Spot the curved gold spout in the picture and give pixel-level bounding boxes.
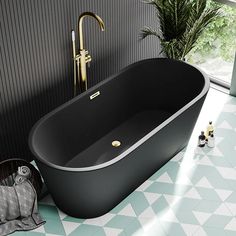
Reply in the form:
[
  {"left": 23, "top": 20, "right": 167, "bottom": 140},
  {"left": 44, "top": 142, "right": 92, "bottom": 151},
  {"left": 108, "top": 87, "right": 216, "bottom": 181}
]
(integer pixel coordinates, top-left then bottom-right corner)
[
  {"left": 72, "top": 12, "right": 105, "bottom": 94},
  {"left": 78, "top": 12, "right": 105, "bottom": 50}
]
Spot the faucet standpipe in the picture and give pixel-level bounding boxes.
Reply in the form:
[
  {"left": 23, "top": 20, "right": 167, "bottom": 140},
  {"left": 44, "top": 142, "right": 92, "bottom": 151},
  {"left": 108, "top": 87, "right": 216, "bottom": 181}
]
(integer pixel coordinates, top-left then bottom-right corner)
[{"left": 72, "top": 12, "right": 105, "bottom": 95}]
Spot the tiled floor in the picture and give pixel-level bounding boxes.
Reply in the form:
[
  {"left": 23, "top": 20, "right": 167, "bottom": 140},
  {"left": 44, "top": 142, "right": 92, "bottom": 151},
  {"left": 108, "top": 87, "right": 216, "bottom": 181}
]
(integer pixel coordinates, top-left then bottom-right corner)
[{"left": 12, "top": 87, "right": 236, "bottom": 236}]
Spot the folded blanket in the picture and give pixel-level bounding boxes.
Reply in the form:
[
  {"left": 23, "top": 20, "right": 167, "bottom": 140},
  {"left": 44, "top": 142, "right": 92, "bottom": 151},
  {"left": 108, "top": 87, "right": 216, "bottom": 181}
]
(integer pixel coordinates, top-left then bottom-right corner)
[{"left": 0, "top": 166, "right": 45, "bottom": 236}]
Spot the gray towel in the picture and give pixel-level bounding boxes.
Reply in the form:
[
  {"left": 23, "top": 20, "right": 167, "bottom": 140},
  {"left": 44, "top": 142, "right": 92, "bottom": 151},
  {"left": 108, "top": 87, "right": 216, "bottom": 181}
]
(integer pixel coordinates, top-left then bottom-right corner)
[{"left": 0, "top": 168, "right": 45, "bottom": 236}]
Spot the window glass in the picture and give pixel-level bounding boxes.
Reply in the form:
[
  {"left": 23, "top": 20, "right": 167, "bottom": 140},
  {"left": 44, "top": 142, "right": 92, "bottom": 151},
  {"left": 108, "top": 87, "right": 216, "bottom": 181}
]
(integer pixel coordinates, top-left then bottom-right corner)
[{"left": 187, "top": 1, "right": 236, "bottom": 85}]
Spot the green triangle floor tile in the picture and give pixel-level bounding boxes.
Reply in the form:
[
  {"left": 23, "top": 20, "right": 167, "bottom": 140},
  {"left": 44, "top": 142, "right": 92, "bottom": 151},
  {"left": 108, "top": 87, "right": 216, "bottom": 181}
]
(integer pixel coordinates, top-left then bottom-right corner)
[
  {"left": 205, "top": 167, "right": 231, "bottom": 189},
  {"left": 187, "top": 165, "right": 215, "bottom": 185},
  {"left": 204, "top": 215, "right": 232, "bottom": 228},
  {"left": 225, "top": 191, "right": 236, "bottom": 203},
  {"left": 43, "top": 219, "right": 65, "bottom": 235},
  {"left": 208, "top": 156, "right": 232, "bottom": 168},
  {"left": 118, "top": 232, "right": 127, "bottom": 236},
  {"left": 68, "top": 225, "right": 103, "bottom": 236},
  {"left": 224, "top": 179, "right": 236, "bottom": 192},
  {"left": 165, "top": 163, "right": 182, "bottom": 183},
  {"left": 151, "top": 195, "right": 169, "bottom": 216},
  {"left": 193, "top": 200, "right": 221, "bottom": 213},
  {"left": 61, "top": 220, "right": 81, "bottom": 235},
  {"left": 196, "top": 187, "right": 221, "bottom": 201},
  {"left": 172, "top": 198, "right": 201, "bottom": 212},
  {"left": 24, "top": 233, "right": 45, "bottom": 236},
  {"left": 103, "top": 227, "right": 124, "bottom": 236},
  {"left": 91, "top": 228, "right": 106, "bottom": 236},
  {"left": 201, "top": 226, "right": 227, "bottom": 236},
  {"left": 11, "top": 232, "right": 27, "bottom": 236},
  {"left": 225, "top": 230, "right": 236, "bottom": 236},
  {"left": 149, "top": 163, "right": 172, "bottom": 181},
  {"left": 38, "top": 204, "right": 60, "bottom": 221},
  {"left": 174, "top": 210, "right": 199, "bottom": 225},
  {"left": 160, "top": 222, "right": 186, "bottom": 236},
  {"left": 62, "top": 215, "right": 85, "bottom": 223},
  {"left": 105, "top": 215, "right": 137, "bottom": 230},
  {"left": 122, "top": 218, "right": 142, "bottom": 236},
  {"left": 125, "top": 191, "right": 149, "bottom": 216},
  {"left": 146, "top": 182, "right": 191, "bottom": 196},
  {"left": 110, "top": 196, "right": 131, "bottom": 214},
  {"left": 136, "top": 217, "right": 166, "bottom": 236},
  {"left": 223, "top": 155, "right": 236, "bottom": 168}
]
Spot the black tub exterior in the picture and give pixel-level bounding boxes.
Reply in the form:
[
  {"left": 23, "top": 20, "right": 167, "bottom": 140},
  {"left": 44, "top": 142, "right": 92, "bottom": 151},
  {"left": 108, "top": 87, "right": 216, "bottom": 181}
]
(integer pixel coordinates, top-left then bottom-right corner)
[{"left": 29, "top": 58, "right": 209, "bottom": 218}]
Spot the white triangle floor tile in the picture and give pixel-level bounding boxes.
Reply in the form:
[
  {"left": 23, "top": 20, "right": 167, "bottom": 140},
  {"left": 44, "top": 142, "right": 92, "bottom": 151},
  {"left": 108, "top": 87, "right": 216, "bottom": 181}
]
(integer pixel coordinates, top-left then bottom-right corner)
[
  {"left": 184, "top": 188, "right": 202, "bottom": 199},
  {"left": 104, "top": 227, "right": 123, "bottom": 236},
  {"left": 181, "top": 223, "right": 199, "bottom": 236},
  {"left": 194, "top": 147, "right": 205, "bottom": 155},
  {"left": 195, "top": 177, "right": 213, "bottom": 189},
  {"left": 197, "top": 156, "right": 214, "bottom": 166},
  {"left": 31, "top": 225, "right": 45, "bottom": 233},
  {"left": 171, "top": 152, "right": 185, "bottom": 162},
  {"left": 224, "top": 217, "right": 236, "bottom": 231},
  {"left": 138, "top": 216, "right": 153, "bottom": 228},
  {"left": 216, "top": 167, "right": 236, "bottom": 180},
  {"left": 225, "top": 202, "right": 236, "bottom": 215},
  {"left": 218, "top": 120, "right": 233, "bottom": 129},
  {"left": 207, "top": 147, "right": 224, "bottom": 157},
  {"left": 192, "top": 211, "right": 211, "bottom": 225},
  {"left": 193, "top": 227, "right": 208, "bottom": 236},
  {"left": 175, "top": 174, "right": 192, "bottom": 185},
  {"left": 136, "top": 180, "right": 153, "bottom": 192},
  {"left": 163, "top": 194, "right": 181, "bottom": 207},
  {"left": 144, "top": 192, "right": 161, "bottom": 205},
  {"left": 156, "top": 172, "right": 173, "bottom": 184},
  {"left": 99, "top": 213, "right": 116, "bottom": 226},
  {"left": 118, "top": 203, "right": 136, "bottom": 217},
  {"left": 222, "top": 104, "right": 236, "bottom": 113},
  {"left": 62, "top": 221, "right": 80, "bottom": 235},
  {"left": 215, "top": 137, "right": 224, "bottom": 146},
  {"left": 46, "top": 234, "right": 64, "bottom": 236},
  {"left": 139, "top": 207, "right": 156, "bottom": 218},
  {"left": 57, "top": 209, "right": 67, "bottom": 220},
  {"left": 159, "top": 209, "right": 178, "bottom": 223},
  {"left": 214, "top": 203, "right": 232, "bottom": 216},
  {"left": 215, "top": 189, "right": 233, "bottom": 201},
  {"left": 138, "top": 217, "right": 165, "bottom": 235},
  {"left": 83, "top": 213, "right": 116, "bottom": 226}
]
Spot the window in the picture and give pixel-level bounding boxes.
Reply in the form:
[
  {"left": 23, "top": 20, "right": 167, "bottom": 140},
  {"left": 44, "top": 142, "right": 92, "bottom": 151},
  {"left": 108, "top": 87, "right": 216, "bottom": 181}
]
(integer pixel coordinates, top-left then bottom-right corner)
[{"left": 187, "top": 0, "right": 236, "bottom": 87}]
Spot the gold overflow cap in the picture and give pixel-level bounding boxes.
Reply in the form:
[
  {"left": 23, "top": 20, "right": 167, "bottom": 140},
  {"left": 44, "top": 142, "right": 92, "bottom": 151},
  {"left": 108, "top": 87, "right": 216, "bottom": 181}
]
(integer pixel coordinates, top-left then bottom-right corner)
[{"left": 112, "top": 140, "right": 121, "bottom": 147}]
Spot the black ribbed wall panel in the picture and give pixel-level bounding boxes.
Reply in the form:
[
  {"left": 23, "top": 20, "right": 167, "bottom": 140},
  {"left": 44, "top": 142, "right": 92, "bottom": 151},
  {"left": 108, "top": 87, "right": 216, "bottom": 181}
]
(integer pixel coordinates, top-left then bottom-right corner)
[{"left": 0, "top": 0, "right": 161, "bottom": 161}]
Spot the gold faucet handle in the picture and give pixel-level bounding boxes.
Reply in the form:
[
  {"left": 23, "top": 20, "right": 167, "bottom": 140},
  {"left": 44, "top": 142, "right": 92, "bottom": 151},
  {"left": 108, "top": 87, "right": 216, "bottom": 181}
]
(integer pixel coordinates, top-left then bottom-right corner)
[
  {"left": 86, "top": 55, "right": 92, "bottom": 63},
  {"left": 74, "top": 54, "right": 81, "bottom": 61}
]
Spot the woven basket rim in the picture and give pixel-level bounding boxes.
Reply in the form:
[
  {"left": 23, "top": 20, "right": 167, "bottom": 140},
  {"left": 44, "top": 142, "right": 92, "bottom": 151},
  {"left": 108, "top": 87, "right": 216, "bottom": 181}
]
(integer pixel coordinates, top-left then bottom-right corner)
[
  {"left": 0, "top": 158, "right": 32, "bottom": 165},
  {"left": 0, "top": 158, "right": 43, "bottom": 197}
]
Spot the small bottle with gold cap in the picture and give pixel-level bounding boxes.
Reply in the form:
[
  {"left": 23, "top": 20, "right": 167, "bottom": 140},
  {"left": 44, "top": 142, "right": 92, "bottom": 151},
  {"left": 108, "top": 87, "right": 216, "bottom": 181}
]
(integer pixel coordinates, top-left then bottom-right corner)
[{"left": 205, "top": 121, "right": 214, "bottom": 141}]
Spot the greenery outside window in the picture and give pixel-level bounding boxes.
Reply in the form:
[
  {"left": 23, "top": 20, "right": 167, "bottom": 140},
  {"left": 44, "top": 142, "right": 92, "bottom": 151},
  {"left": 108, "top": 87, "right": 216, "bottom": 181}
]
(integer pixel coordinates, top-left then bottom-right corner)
[{"left": 187, "top": 0, "right": 236, "bottom": 87}]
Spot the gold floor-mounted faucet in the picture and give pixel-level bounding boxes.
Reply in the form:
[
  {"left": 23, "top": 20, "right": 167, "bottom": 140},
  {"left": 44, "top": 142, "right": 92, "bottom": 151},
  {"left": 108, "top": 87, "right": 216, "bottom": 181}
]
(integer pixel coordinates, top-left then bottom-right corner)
[{"left": 72, "top": 12, "right": 105, "bottom": 95}]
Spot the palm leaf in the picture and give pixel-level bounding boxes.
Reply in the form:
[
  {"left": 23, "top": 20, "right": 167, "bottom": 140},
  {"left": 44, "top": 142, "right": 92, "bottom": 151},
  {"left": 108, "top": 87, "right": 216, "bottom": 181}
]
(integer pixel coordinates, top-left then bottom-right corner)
[{"left": 140, "top": 0, "right": 221, "bottom": 60}]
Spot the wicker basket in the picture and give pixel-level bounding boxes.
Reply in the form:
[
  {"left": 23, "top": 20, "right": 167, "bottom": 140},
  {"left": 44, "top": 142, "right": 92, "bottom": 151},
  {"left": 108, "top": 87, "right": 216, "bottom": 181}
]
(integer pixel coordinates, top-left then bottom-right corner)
[{"left": 0, "top": 158, "right": 43, "bottom": 197}]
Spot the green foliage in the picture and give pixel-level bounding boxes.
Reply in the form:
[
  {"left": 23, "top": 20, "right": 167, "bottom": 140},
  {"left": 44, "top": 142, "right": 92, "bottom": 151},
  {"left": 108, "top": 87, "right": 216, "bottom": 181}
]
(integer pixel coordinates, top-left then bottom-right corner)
[
  {"left": 140, "top": 0, "right": 220, "bottom": 60},
  {"left": 187, "top": 1, "right": 236, "bottom": 63}
]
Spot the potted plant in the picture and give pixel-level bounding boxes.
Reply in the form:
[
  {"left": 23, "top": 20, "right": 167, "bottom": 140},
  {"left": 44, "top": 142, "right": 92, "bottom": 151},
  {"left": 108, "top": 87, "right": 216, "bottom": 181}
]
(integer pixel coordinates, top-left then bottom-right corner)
[{"left": 140, "top": 0, "right": 221, "bottom": 60}]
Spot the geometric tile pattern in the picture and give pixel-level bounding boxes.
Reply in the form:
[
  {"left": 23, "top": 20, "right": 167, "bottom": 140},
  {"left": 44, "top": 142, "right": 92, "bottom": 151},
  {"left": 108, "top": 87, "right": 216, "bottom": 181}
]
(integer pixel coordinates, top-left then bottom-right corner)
[{"left": 12, "top": 90, "right": 236, "bottom": 236}]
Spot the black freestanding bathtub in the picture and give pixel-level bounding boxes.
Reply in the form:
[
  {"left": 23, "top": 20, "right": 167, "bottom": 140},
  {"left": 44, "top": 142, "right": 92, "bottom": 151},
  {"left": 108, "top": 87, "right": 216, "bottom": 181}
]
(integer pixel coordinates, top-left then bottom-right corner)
[{"left": 29, "top": 58, "right": 209, "bottom": 218}]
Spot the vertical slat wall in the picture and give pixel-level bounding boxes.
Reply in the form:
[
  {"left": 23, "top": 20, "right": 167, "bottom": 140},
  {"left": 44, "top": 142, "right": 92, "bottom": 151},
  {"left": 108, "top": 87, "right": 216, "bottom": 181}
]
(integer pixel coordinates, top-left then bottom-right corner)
[{"left": 0, "top": 0, "right": 161, "bottom": 161}]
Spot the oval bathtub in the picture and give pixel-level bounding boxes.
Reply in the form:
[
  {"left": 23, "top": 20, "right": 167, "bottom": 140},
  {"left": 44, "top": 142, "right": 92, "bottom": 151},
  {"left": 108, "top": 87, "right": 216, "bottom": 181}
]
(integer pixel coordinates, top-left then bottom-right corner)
[{"left": 29, "top": 58, "right": 209, "bottom": 218}]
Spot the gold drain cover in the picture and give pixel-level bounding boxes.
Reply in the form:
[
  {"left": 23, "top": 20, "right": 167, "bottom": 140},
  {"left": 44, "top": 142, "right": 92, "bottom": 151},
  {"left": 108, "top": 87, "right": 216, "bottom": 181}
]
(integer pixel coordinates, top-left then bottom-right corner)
[{"left": 112, "top": 140, "right": 121, "bottom": 147}]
